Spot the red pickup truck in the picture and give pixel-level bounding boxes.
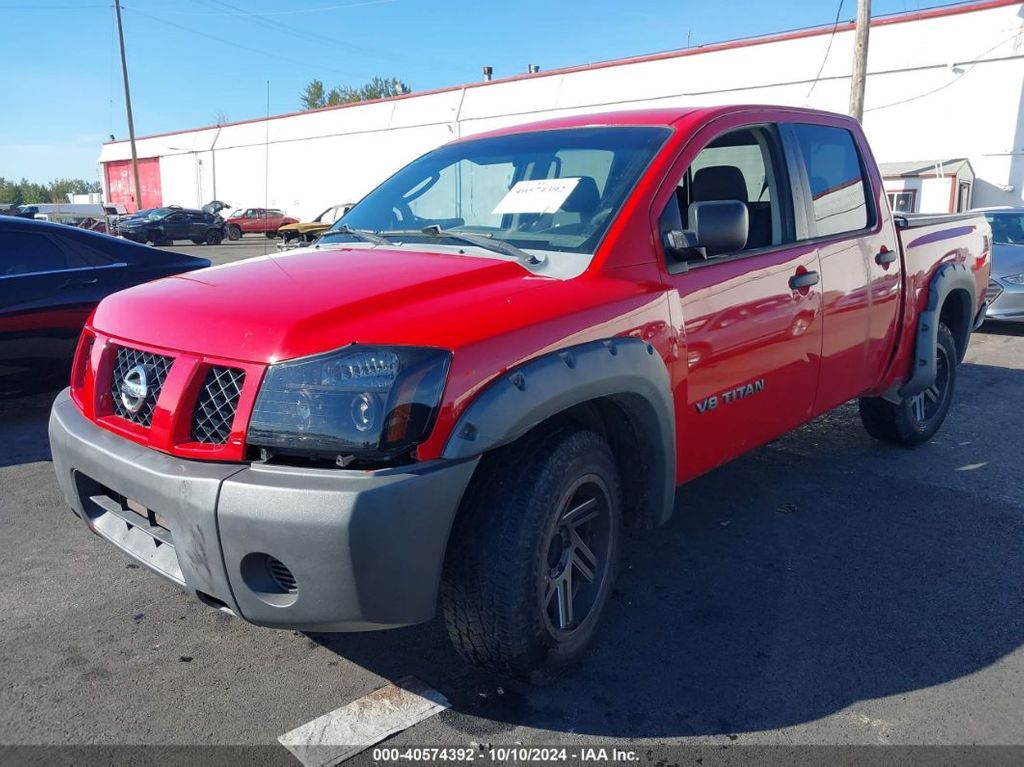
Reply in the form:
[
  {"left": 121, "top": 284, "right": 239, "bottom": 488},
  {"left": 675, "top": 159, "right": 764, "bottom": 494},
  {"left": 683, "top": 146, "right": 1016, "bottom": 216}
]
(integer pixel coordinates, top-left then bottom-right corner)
[
  {"left": 224, "top": 208, "right": 298, "bottom": 240},
  {"left": 50, "top": 106, "right": 990, "bottom": 677}
]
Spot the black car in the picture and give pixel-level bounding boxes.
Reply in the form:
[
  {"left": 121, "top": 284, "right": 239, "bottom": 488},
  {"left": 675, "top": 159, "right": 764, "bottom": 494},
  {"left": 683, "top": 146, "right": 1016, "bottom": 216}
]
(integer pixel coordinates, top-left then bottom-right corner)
[
  {"left": 117, "top": 207, "right": 225, "bottom": 245},
  {"left": 0, "top": 217, "right": 210, "bottom": 394}
]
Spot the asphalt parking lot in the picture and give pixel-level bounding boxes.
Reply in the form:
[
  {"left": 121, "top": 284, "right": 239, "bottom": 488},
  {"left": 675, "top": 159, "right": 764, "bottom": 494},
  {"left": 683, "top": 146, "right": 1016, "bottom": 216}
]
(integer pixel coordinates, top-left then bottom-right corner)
[
  {"left": 161, "top": 237, "right": 286, "bottom": 267},
  {"left": 1, "top": 296, "right": 1021, "bottom": 757}
]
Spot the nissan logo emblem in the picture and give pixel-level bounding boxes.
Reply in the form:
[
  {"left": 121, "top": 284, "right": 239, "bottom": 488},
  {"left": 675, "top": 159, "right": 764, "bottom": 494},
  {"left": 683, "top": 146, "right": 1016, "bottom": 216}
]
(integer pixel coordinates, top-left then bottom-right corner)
[{"left": 120, "top": 364, "right": 150, "bottom": 414}]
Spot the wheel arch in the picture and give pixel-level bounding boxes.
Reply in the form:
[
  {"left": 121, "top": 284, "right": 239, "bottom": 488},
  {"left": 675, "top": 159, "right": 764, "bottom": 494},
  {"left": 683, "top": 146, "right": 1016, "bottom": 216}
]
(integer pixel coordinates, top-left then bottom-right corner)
[
  {"left": 899, "top": 262, "right": 975, "bottom": 397},
  {"left": 442, "top": 337, "right": 676, "bottom": 528},
  {"left": 939, "top": 287, "right": 972, "bottom": 363}
]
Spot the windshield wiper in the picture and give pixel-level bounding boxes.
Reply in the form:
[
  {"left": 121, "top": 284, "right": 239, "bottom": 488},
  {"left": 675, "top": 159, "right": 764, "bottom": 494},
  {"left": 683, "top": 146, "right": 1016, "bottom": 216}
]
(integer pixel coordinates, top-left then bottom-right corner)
[
  {"left": 384, "top": 225, "right": 544, "bottom": 266},
  {"left": 326, "top": 224, "right": 392, "bottom": 246}
]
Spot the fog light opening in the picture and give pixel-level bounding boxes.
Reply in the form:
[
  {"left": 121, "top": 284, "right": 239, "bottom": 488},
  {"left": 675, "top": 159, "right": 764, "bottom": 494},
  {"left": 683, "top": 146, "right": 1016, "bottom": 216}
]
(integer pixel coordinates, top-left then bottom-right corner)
[{"left": 240, "top": 552, "right": 299, "bottom": 607}]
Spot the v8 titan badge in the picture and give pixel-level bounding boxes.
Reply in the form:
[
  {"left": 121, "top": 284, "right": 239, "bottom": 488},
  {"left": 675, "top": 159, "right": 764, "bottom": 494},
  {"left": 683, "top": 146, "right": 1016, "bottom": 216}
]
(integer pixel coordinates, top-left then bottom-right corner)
[{"left": 695, "top": 378, "right": 765, "bottom": 414}]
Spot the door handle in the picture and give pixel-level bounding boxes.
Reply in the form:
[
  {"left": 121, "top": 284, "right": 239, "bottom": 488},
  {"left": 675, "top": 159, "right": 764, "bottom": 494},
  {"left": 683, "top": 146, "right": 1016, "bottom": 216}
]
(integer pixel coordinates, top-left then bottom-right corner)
[
  {"left": 875, "top": 248, "right": 898, "bottom": 266},
  {"left": 788, "top": 271, "right": 819, "bottom": 290},
  {"left": 60, "top": 277, "right": 99, "bottom": 289}
]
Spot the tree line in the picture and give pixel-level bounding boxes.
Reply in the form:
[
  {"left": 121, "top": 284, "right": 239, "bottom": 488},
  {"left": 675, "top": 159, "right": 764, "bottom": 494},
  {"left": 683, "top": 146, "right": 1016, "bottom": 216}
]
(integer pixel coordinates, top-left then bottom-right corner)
[
  {"left": 0, "top": 177, "right": 102, "bottom": 207},
  {"left": 299, "top": 76, "right": 411, "bottom": 110}
]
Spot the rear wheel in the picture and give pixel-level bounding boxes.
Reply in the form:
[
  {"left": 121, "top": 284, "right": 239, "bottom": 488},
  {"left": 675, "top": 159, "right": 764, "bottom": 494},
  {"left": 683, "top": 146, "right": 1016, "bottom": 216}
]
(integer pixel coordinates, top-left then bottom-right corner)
[
  {"left": 442, "top": 426, "right": 622, "bottom": 678},
  {"left": 226, "top": 224, "right": 241, "bottom": 240},
  {"left": 858, "top": 322, "right": 957, "bottom": 446},
  {"left": 205, "top": 229, "right": 224, "bottom": 245}
]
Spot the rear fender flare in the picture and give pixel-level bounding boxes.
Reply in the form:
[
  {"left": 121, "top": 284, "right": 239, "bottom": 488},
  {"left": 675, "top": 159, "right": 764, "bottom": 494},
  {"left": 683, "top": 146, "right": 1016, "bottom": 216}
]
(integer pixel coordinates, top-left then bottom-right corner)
[
  {"left": 899, "top": 261, "right": 975, "bottom": 398},
  {"left": 442, "top": 337, "right": 676, "bottom": 526}
]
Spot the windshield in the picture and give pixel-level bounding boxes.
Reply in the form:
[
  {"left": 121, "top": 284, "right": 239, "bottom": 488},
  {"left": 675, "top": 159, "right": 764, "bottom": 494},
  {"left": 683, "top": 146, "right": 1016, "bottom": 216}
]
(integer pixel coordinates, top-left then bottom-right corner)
[
  {"left": 143, "top": 208, "right": 174, "bottom": 221},
  {"left": 985, "top": 212, "right": 1024, "bottom": 245},
  {"left": 334, "top": 126, "right": 670, "bottom": 256}
]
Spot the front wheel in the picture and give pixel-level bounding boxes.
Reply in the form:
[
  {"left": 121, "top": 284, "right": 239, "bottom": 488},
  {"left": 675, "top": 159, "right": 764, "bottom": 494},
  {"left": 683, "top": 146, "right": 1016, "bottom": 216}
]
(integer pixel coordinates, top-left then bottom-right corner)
[
  {"left": 442, "top": 426, "right": 622, "bottom": 678},
  {"left": 226, "top": 224, "right": 241, "bottom": 240},
  {"left": 205, "top": 229, "right": 224, "bottom": 245},
  {"left": 858, "top": 322, "right": 957, "bottom": 446}
]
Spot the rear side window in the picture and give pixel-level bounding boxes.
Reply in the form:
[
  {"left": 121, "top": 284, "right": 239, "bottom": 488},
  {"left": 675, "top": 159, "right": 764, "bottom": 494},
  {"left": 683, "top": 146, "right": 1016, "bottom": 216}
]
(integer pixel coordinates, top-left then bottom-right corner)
[
  {"left": 791, "top": 124, "right": 871, "bottom": 238},
  {"left": 0, "top": 231, "right": 69, "bottom": 276}
]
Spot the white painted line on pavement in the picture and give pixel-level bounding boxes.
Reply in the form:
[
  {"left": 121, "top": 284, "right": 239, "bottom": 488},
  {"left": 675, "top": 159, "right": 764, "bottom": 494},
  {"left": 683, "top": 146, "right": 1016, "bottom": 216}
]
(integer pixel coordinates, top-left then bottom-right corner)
[{"left": 278, "top": 675, "right": 450, "bottom": 767}]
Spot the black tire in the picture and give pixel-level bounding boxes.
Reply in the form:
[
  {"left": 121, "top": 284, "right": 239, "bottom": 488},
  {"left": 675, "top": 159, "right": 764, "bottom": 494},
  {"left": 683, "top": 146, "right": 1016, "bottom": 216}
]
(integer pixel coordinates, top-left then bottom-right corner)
[
  {"left": 265, "top": 231, "right": 278, "bottom": 239},
  {"left": 226, "top": 224, "right": 241, "bottom": 240},
  {"left": 145, "top": 229, "right": 161, "bottom": 246},
  {"left": 204, "top": 229, "right": 224, "bottom": 245},
  {"left": 858, "top": 322, "right": 957, "bottom": 446},
  {"left": 441, "top": 425, "right": 622, "bottom": 678}
]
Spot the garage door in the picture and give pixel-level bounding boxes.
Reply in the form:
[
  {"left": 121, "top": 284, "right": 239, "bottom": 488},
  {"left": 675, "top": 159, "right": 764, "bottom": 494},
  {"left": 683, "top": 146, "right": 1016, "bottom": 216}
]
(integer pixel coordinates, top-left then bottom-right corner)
[{"left": 104, "top": 158, "right": 162, "bottom": 213}]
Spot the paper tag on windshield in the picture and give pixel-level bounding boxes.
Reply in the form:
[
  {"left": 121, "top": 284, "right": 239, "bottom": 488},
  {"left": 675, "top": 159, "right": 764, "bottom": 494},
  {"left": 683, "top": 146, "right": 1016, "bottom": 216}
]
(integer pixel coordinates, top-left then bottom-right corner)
[{"left": 492, "top": 177, "right": 581, "bottom": 215}]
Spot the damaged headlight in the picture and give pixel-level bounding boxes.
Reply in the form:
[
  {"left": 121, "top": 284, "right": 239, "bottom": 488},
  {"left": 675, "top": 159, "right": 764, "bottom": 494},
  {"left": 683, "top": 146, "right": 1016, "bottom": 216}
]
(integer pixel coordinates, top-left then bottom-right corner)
[{"left": 248, "top": 345, "right": 450, "bottom": 461}]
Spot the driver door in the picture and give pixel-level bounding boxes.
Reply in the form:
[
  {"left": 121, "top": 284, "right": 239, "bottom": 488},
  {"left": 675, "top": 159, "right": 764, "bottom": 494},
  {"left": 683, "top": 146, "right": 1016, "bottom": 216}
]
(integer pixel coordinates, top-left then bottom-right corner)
[
  {"left": 655, "top": 121, "right": 823, "bottom": 481},
  {"left": 163, "top": 212, "right": 189, "bottom": 240}
]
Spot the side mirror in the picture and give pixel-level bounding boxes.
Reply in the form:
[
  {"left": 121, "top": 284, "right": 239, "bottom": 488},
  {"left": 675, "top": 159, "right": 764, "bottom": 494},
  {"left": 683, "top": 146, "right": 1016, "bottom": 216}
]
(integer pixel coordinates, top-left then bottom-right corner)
[
  {"left": 663, "top": 228, "right": 707, "bottom": 264},
  {"left": 687, "top": 200, "right": 749, "bottom": 258}
]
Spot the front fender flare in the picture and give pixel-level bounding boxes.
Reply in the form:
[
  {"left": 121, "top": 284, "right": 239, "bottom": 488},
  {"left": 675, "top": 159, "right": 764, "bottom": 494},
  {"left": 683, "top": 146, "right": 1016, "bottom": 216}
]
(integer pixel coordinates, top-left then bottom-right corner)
[
  {"left": 899, "top": 261, "right": 975, "bottom": 398},
  {"left": 442, "top": 337, "right": 676, "bottom": 526}
]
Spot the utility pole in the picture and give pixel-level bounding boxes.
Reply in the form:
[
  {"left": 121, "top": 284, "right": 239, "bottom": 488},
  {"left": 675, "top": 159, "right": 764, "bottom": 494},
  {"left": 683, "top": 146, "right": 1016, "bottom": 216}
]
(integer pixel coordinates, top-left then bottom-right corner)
[
  {"left": 848, "top": 0, "right": 871, "bottom": 121},
  {"left": 113, "top": 1, "right": 142, "bottom": 211}
]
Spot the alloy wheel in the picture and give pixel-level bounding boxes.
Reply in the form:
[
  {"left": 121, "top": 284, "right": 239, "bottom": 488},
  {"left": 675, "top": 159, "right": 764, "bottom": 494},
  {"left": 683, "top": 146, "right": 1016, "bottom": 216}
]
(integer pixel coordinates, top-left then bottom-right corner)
[
  {"left": 909, "top": 342, "right": 951, "bottom": 424},
  {"left": 541, "top": 475, "right": 613, "bottom": 637}
]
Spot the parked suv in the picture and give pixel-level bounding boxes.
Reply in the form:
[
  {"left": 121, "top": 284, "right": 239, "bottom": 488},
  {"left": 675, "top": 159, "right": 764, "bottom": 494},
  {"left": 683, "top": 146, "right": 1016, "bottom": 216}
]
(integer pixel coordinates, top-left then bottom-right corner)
[
  {"left": 225, "top": 208, "right": 298, "bottom": 240},
  {"left": 118, "top": 207, "right": 225, "bottom": 246}
]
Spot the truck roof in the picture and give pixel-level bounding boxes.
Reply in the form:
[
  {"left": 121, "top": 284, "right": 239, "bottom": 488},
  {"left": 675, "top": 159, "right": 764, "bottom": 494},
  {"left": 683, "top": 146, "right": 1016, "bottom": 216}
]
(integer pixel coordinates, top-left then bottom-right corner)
[{"left": 457, "top": 105, "right": 857, "bottom": 142}]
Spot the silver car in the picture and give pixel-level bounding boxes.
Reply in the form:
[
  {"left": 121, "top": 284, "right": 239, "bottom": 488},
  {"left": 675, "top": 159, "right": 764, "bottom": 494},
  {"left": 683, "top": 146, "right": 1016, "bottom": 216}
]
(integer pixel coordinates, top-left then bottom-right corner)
[{"left": 979, "top": 208, "right": 1024, "bottom": 322}]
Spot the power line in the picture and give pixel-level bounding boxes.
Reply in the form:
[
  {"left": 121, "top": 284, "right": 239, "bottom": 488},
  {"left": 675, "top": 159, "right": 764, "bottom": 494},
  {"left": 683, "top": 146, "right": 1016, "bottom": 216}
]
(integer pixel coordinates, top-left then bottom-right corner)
[
  {"left": 122, "top": 5, "right": 376, "bottom": 80},
  {"left": 806, "top": 0, "right": 845, "bottom": 98},
  {"left": 865, "top": 31, "right": 1021, "bottom": 112},
  {"left": 135, "top": 0, "right": 397, "bottom": 17},
  {"left": 0, "top": 3, "right": 106, "bottom": 8},
  {"left": 197, "top": 0, "right": 466, "bottom": 75}
]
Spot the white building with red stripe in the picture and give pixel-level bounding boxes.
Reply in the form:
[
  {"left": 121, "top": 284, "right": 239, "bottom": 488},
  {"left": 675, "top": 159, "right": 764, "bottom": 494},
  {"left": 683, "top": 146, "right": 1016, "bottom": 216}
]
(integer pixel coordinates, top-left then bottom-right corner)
[{"left": 99, "top": 0, "right": 1024, "bottom": 216}]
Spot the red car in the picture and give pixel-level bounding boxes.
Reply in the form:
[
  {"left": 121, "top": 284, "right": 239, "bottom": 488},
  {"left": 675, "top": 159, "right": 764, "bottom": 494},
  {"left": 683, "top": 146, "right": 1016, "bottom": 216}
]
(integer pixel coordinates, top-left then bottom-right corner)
[
  {"left": 224, "top": 207, "right": 298, "bottom": 240},
  {"left": 49, "top": 106, "right": 990, "bottom": 676}
]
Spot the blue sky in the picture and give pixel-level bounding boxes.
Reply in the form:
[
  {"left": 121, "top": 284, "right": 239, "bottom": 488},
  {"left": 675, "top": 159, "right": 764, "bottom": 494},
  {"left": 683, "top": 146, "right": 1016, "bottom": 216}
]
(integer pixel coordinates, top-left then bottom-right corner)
[{"left": 1, "top": 0, "right": 937, "bottom": 182}]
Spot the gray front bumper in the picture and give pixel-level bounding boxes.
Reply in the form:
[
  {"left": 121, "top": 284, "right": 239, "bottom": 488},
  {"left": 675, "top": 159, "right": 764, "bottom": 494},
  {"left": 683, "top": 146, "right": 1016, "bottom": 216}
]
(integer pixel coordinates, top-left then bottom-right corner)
[
  {"left": 49, "top": 389, "right": 479, "bottom": 631},
  {"left": 986, "top": 279, "right": 1024, "bottom": 322}
]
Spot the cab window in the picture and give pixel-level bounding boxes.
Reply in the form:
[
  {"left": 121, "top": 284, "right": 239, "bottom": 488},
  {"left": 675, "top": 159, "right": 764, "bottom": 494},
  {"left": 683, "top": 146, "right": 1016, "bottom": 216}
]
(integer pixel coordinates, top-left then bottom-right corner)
[
  {"left": 790, "top": 123, "right": 872, "bottom": 238},
  {"left": 659, "top": 125, "right": 791, "bottom": 266}
]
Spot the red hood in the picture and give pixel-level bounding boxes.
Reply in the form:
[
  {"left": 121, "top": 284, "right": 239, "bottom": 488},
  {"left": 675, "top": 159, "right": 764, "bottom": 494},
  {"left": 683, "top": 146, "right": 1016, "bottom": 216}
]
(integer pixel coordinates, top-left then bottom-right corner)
[{"left": 91, "top": 246, "right": 546, "bottom": 362}]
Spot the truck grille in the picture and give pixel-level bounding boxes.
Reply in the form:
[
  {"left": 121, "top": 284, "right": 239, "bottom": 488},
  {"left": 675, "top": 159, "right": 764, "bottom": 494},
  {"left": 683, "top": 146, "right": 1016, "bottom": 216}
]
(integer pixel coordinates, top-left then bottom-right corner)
[
  {"left": 191, "top": 366, "right": 246, "bottom": 444},
  {"left": 110, "top": 347, "right": 174, "bottom": 427}
]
